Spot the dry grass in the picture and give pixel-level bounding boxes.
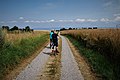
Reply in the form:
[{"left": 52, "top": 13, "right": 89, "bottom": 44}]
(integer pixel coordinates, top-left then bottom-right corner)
[
  {"left": 61, "top": 29, "right": 120, "bottom": 60},
  {"left": 5, "top": 31, "right": 49, "bottom": 43}
]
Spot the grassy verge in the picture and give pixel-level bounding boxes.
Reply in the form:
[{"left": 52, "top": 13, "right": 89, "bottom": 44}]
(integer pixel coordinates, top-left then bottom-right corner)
[
  {"left": 0, "top": 33, "right": 49, "bottom": 79},
  {"left": 65, "top": 35, "right": 114, "bottom": 80}
]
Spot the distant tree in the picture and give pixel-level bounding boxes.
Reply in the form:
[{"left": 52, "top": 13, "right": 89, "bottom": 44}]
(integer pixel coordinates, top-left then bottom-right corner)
[
  {"left": 73, "top": 28, "right": 76, "bottom": 30},
  {"left": 69, "top": 27, "right": 72, "bottom": 30},
  {"left": 25, "top": 26, "right": 30, "bottom": 32},
  {"left": 60, "top": 28, "right": 66, "bottom": 31},
  {"left": 88, "top": 27, "right": 92, "bottom": 29},
  {"left": 10, "top": 26, "right": 18, "bottom": 31},
  {"left": 56, "top": 30, "right": 60, "bottom": 32},
  {"left": 2, "top": 26, "right": 9, "bottom": 31},
  {"left": 93, "top": 27, "right": 97, "bottom": 29}
]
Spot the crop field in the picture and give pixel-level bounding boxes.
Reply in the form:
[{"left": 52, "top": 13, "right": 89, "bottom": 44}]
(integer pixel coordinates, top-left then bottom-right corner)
[
  {"left": 61, "top": 29, "right": 120, "bottom": 79},
  {"left": 0, "top": 30, "right": 49, "bottom": 79},
  {"left": 61, "top": 29, "right": 120, "bottom": 61}
]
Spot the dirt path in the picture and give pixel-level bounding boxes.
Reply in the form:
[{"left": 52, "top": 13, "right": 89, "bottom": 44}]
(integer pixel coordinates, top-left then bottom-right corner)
[
  {"left": 60, "top": 36, "right": 84, "bottom": 80},
  {"left": 66, "top": 37, "right": 97, "bottom": 80},
  {"left": 13, "top": 45, "right": 51, "bottom": 80},
  {"left": 13, "top": 36, "right": 85, "bottom": 80}
]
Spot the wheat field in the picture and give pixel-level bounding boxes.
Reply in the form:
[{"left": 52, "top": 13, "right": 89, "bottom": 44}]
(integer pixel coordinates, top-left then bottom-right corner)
[{"left": 61, "top": 29, "right": 120, "bottom": 62}]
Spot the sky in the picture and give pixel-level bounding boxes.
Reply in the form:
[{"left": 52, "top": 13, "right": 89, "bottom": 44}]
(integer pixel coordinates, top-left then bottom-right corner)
[{"left": 0, "top": 0, "right": 120, "bottom": 30}]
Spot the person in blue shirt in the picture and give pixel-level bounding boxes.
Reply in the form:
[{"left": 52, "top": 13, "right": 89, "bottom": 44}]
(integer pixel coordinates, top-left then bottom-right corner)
[{"left": 50, "top": 30, "right": 54, "bottom": 48}]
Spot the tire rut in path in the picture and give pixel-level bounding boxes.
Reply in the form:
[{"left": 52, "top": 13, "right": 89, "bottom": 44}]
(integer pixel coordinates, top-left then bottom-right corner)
[{"left": 60, "top": 36, "right": 84, "bottom": 80}]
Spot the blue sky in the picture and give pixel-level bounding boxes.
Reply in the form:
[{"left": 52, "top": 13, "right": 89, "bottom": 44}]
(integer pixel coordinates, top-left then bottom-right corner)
[{"left": 0, "top": 0, "right": 120, "bottom": 30}]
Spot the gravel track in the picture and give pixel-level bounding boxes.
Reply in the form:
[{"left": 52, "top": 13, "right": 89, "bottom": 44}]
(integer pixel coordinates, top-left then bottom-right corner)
[
  {"left": 13, "top": 45, "right": 51, "bottom": 80},
  {"left": 13, "top": 36, "right": 84, "bottom": 80},
  {"left": 60, "top": 36, "right": 84, "bottom": 80}
]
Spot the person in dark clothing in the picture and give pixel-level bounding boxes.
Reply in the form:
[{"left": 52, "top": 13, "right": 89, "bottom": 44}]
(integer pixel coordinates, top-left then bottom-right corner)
[{"left": 52, "top": 31, "right": 59, "bottom": 53}]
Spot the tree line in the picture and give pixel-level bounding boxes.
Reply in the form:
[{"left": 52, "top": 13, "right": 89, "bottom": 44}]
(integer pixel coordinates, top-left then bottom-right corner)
[
  {"left": 60, "top": 27, "right": 97, "bottom": 31},
  {"left": 2, "top": 26, "right": 34, "bottom": 32}
]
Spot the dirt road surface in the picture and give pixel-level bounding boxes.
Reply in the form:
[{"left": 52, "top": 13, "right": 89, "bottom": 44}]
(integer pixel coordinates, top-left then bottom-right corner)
[
  {"left": 13, "top": 36, "right": 84, "bottom": 80},
  {"left": 60, "top": 36, "right": 84, "bottom": 80},
  {"left": 13, "top": 45, "right": 50, "bottom": 80}
]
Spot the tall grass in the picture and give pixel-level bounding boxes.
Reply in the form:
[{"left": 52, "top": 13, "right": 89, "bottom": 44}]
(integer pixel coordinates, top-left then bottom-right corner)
[
  {"left": 61, "top": 29, "right": 120, "bottom": 80},
  {"left": 61, "top": 29, "right": 120, "bottom": 61},
  {"left": 0, "top": 31, "right": 49, "bottom": 79},
  {"left": 66, "top": 35, "right": 113, "bottom": 80},
  {"left": 6, "top": 31, "right": 48, "bottom": 42},
  {"left": 0, "top": 29, "right": 5, "bottom": 49}
]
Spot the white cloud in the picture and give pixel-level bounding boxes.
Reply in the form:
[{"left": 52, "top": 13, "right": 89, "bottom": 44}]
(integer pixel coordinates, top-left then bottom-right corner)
[
  {"left": 24, "top": 19, "right": 73, "bottom": 23},
  {"left": 24, "top": 20, "right": 55, "bottom": 23},
  {"left": 35, "top": 21, "right": 40, "bottom": 23},
  {"left": 113, "top": 13, "right": 120, "bottom": 16},
  {"left": 58, "top": 20, "right": 73, "bottom": 22},
  {"left": 25, "top": 20, "right": 36, "bottom": 23},
  {"left": 75, "top": 18, "right": 98, "bottom": 22},
  {"left": 19, "top": 17, "right": 24, "bottom": 19},
  {"left": 59, "top": 20, "right": 64, "bottom": 22},
  {"left": 114, "top": 16, "right": 120, "bottom": 21},
  {"left": 30, "top": 20, "right": 40, "bottom": 23},
  {"left": 25, "top": 21, "right": 30, "bottom": 23},
  {"left": 45, "top": 19, "right": 55, "bottom": 22},
  {"left": 24, "top": 18, "right": 100, "bottom": 23},
  {"left": 49, "top": 19, "right": 55, "bottom": 22},
  {"left": 75, "top": 19, "right": 85, "bottom": 22},
  {"left": 87, "top": 19, "right": 98, "bottom": 22},
  {"left": 100, "top": 18, "right": 110, "bottom": 22}
]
